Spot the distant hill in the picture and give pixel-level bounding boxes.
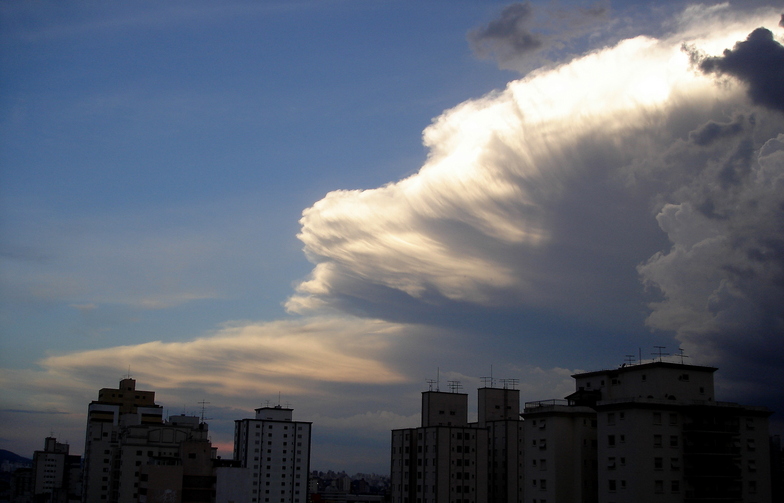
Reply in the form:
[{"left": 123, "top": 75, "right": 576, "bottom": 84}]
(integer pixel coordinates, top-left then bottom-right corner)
[{"left": 0, "top": 449, "right": 32, "bottom": 466}]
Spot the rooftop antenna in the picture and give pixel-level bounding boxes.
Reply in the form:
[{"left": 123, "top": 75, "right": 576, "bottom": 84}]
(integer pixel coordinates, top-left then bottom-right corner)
[
  {"left": 278, "top": 392, "right": 282, "bottom": 407},
  {"left": 447, "top": 380, "right": 462, "bottom": 393},
  {"left": 426, "top": 379, "right": 437, "bottom": 391},
  {"left": 437, "top": 367, "right": 441, "bottom": 392},
  {"left": 264, "top": 400, "right": 271, "bottom": 408},
  {"left": 652, "top": 346, "right": 668, "bottom": 362},
  {"left": 198, "top": 400, "right": 210, "bottom": 423},
  {"left": 676, "top": 347, "right": 689, "bottom": 365},
  {"left": 481, "top": 364, "right": 496, "bottom": 388},
  {"left": 126, "top": 366, "right": 132, "bottom": 379},
  {"left": 624, "top": 354, "right": 636, "bottom": 366},
  {"left": 500, "top": 378, "right": 519, "bottom": 390}
]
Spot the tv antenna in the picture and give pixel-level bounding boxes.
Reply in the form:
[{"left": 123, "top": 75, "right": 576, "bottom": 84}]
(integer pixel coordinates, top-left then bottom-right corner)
[
  {"left": 447, "top": 380, "right": 462, "bottom": 393},
  {"left": 676, "top": 347, "right": 689, "bottom": 365},
  {"left": 198, "top": 400, "right": 210, "bottom": 423},
  {"left": 480, "top": 365, "right": 495, "bottom": 388},
  {"left": 426, "top": 379, "right": 438, "bottom": 391},
  {"left": 652, "top": 346, "right": 668, "bottom": 362},
  {"left": 500, "top": 378, "right": 519, "bottom": 390},
  {"left": 624, "top": 354, "right": 636, "bottom": 365}
]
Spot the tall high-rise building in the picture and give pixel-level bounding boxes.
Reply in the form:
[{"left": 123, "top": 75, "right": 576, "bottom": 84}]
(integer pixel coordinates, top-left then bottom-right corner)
[
  {"left": 82, "top": 378, "right": 164, "bottom": 502},
  {"left": 391, "top": 360, "right": 774, "bottom": 503},
  {"left": 81, "top": 378, "right": 217, "bottom": 503},
  {"left": 232, "top": 405, "right": 312, "bottom": 503},
  {"left": 391, "top": 385, "right": 523, "bottom": 503},
  {"left": 576, "top": 362, "right": 771, "bottom": 503}
]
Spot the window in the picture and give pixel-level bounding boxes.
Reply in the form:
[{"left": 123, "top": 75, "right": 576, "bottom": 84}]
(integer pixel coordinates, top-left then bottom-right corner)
[
  {"left": 540, "top": 479, "right": 546, "bottom": 490},
  {"left": 608, "top": 435, "right": 616, "bottom": 447},
  {"left": 749, "top": 481, "right": 757, "bottom": 494},
  {"left": 608, "top": 413, "right": 615, "bottom": 425},
  {"left": 653, "top": 412, "right": 662, "bottom": 425},
  {"left": 654, "top": 457, "right": 663, "bottom": 471},
  {"left": 747, "top": 439, "right": 756, "bottom": 451},
  {"left": 654, "top": 435, "right": 662, "bottom": 448},
  {"left": 654, "top": 480, "right": 664, "bottom": 494},
  {"left": 748, "top": 460, "right": 756, "bottom": 473},
  {"left": 671, "top": 481, "right": 680, "bottom": 493},
  {"left": 607, "top": 457, "right": 616, "bottom": 470},
  {"left": 670, "top": 435, "right": 679, "bottom": 447},
  {"left": 669, "top": 413, "right": 677, "bottom": 425},
  {"left": 608, "top": 480, "right": 617, "bottom": 492},
  {"left": 670, "top": 458, "right": 680, "bottom": 471},
  {"left": 540, "top": 459, "right": 547, "bottom": 470},
  {"left": 746, "top": 418, "right": 755, "bottom": 431}
]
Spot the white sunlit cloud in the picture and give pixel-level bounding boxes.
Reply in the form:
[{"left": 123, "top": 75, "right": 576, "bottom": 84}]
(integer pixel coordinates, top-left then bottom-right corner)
[
  {"left": 289, "top": 11, "right": 745, "bottom": 312},
  {"left": 290, "top": 6, "right": 784, "bottom": 398}
]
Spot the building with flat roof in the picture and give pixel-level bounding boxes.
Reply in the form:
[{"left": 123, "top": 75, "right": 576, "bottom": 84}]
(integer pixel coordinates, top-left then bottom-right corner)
[
  {"left": 81, "top": 378, "right": 217, "bottom": 503},
  {"left": 392, "top": 359, "right": 774, "bottom": 503},
  {"left": 571, "top": 362, "right": 771, "bottom": 503},
  {"left": 391, "top": 383, "right": 523, "bottom": 503},
  {"left": 32, "top": 436, "right": 81, "bottom": 502},
  {"left": 231, "top": 405, "right": 312, "bottom": 503}
]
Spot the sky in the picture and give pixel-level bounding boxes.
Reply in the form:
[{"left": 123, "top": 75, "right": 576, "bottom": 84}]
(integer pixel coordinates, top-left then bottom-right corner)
[{"left": 1, "top": 0, "right": 783, "bottom": 475}]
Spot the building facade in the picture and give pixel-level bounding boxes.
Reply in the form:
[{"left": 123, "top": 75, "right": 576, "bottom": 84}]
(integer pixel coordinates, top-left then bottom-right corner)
[
  {"left": 575, "top": 362, "right": 772, "bottom": 503},
  {"left": 232, "top": 405, "right": 312, "bottom": 503},
  {"left": 32, "top": 436, "right": 81, "bottom": 502},
  {"left": 81, "top": 378, "right": 217, "bottom": 503},
  {"left": 391, "top": 386, "right": 523, "bottom": 503},
  {"left": 391, "top": 361, "right": 773, "bottom": 503}
]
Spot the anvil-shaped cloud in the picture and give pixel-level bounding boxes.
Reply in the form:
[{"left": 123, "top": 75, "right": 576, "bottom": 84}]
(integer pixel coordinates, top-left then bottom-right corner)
[
  {"left": 5, "top": 3, "right": 783, "bottom": 473},
  {"left": 290, "top": 5, "right": 784, "bottom": 403}
]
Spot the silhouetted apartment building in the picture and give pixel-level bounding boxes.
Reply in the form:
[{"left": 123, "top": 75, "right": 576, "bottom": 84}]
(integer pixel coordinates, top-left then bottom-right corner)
[
  {"left": 575, "top": 362, "right": 771, "bottom": 503},
  {"left": 391, "top": 361, "right": 773, "bottom": 503},
  {"left": 391, "top": 384, "right": 523, "bottom": 503},
  {"left": 31, "top": 436, "right": 81, "bottom": 502},
  {"left": 224, "top": 405, "right": 311, "bottom": 503},
  {"left": 81, "top": 378, "right": 218, "bottom": 503}
]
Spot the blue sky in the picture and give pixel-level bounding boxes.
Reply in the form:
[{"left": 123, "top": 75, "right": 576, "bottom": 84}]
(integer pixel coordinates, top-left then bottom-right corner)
[{"left": 2, "top": 0, "right": 783, "bottom": 474}]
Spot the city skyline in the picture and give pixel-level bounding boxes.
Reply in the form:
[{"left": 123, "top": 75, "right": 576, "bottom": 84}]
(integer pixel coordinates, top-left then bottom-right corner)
[{"left": 2, "top": 1, "right": 783, "bottom": 475}]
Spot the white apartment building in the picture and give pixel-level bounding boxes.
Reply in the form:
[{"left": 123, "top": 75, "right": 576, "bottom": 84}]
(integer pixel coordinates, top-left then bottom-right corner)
[{"left": 232, "top": 405, "right": 312, "bottom": 503}]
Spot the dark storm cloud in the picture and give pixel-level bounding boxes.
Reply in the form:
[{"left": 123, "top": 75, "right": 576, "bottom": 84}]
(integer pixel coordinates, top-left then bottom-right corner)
[
  {"left": 468, "top": 3, "right": 543, "bottom": 55},
  {"left": 468, "top": 1, "right": 608, "bottom": 70},
  {"left": 687, "top": 116, "right": 746, "bottom": 147},
  {"left": 699, "top": 27, "right": 784, "bottom": 112}
]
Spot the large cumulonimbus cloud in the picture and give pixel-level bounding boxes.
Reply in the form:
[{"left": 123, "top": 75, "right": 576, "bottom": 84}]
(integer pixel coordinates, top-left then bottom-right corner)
[{"left": 291, "top": 6, "right": 784, "bottom": 399}]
